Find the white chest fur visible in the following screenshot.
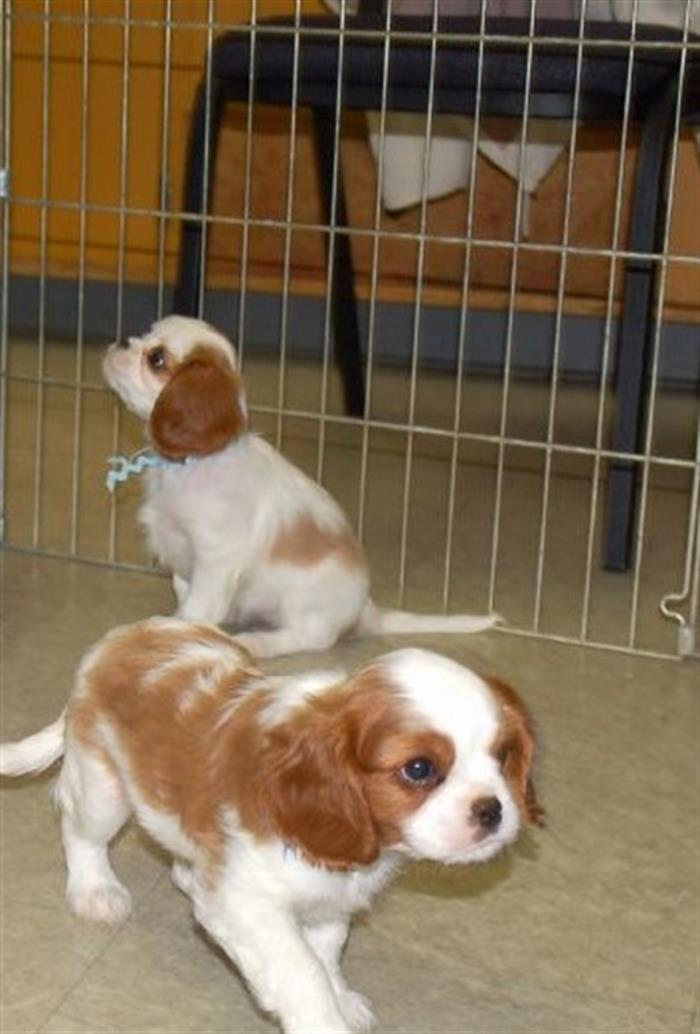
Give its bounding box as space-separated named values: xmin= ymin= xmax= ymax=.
xmin=216 ymin=826 xmax=401 ymax=922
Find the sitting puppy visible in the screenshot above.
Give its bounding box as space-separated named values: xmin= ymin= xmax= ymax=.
xmin=102 ymin=315 xmax=498 ymax=658
xmin=1 ymin=619 xmax=541 ymax=1034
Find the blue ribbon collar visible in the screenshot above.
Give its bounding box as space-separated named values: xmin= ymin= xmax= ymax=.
xmin=106 ymin=448 xmax=195 ymax=493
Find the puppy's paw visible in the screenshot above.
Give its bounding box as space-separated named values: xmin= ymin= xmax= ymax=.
xmin=67 ymin=880 xmax=132 ymax=925
xmin=337 ymin=989 xmax=376 ymax=1033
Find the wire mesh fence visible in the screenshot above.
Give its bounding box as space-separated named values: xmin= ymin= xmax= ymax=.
xmin=1 ymin=0 xmax=699 ymax=660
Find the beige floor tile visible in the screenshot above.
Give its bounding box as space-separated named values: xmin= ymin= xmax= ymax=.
xmin=1 ymin=551 xmax=172 ymax=739
xmin=43 ymin=877 xmax=271 ymax=1034
xmin=0 ymin=901 xmax=117 ymax=1034
xmin=343 ymin=924 xmax=693 ymax=1033
xmin=39 ymin=1018 xmax=106 ymax=1034
xmin=0 ymin=781 xmax=164 ymax=914
xmin=690 ymin=1004 xmax=700 ymax=1034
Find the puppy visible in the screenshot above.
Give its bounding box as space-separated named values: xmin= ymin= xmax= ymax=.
xmin=102 ymin=316 xmax=498 ymax=658
xmin=1 ymin=619 xmax=541 ymax=1034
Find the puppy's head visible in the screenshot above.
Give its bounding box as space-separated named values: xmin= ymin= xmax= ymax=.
xmin=254 ymin=649 xmax=542 ymax=871
xmin=102 ymin=316 xmax=247 ymax=459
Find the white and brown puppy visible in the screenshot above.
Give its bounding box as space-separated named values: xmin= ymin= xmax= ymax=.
xmin=0 ymin=619 xmax=541 ymax=1034
xmin=102 ymin=315 xmax=498 ymax=658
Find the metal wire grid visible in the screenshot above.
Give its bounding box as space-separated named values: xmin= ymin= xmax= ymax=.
xmin=1 ymin=0 xmax=699 ymax=662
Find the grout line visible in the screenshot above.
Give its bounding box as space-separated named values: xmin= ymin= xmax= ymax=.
xmin=32 ymin=851 xmax=167 ymax=1034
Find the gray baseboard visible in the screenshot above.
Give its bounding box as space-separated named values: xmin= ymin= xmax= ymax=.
xmin=6 ymin=274 xmax=699 ymax=387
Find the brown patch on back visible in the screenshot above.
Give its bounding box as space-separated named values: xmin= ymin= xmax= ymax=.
xmin=487 ymin=677 xmax=544 ymax=826
xmin=149 ymin=344 xmax=246 ymax=459
xmin=268 ymin=514 xmax=367 ymax=573
xmin=69 ymin=621 xmax=262 ymax=871
xmin=69 ymin=696 xmax=120 ymax=783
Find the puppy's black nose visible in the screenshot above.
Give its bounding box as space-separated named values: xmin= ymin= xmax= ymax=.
xmin=471 ymin=796 xmax=502 ymax=832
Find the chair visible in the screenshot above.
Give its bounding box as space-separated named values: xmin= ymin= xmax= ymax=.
xmin=173 ymin=8 xmax=698 ymax=571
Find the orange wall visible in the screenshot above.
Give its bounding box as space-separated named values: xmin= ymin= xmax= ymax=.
xmin=8 ymin=0 xmax=700 ymax=320
xmin=9 ymin=0 xmax=326 ymax=282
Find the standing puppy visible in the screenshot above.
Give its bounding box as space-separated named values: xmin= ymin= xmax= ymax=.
xmin=0 ymin=619 xmax=542 ymax=1034
xmin=103 ymin=316 xmax=497 ymax=658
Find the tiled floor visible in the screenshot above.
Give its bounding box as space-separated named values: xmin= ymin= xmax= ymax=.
xmin=2 ymin=548 xmax=699 ymax=1034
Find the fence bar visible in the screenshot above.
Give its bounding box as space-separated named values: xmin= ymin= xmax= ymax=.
xmin=397 ymin=0 xmax=441 ymax=606
xmin=156 ymin=0 xmax=173 ymax=320
xmin=441 ymin=0 xmax=488 ymax=612
xmin=235 ymin=0 xmax=259 ymax=371
xmin=359 ymin=0 xmax=427 ymax=544
xmin=67 ymin=0 xmax=91 ymax=557
xmin=314 ymin=0 xmax=348 ymax=486
xmin=487 ymin=0 xmax=538 ymax=615
xmin=274 ymin=0 xmax=302 ymax=450
xmin=532 ymin=0 xmax=588 ymax=632
xmin=580 ymin=0 xmax=639 ymax=640
xmin=627 ymin=0 xmax=694 ymax=649
xmin=30 ymin=0 xmax=50 ymax=549
xmin=9 ymin=194 xmax=700 ymax=268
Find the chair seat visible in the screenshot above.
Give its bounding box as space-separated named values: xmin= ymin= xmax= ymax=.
xmin=212 ymin=15 xmax=698 ymax=120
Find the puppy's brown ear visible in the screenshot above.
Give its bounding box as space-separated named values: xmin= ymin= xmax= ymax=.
xmin=261 ymin=710 xmax=379 ymax=871
xmin=488 ymin=677 xmax=544 ymax=826
xmin=149 ymin=345 xmax=246 ymax=459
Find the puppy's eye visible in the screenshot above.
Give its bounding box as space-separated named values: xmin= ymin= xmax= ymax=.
xmin=147 ymin=346 xmax=166 ymax=370
xmin=400 ymin=757 xmax=437 ymax=786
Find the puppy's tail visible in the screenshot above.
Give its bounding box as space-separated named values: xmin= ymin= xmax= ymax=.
xmin=357 ymin=601 xmax=500 ymax=637
xmin=0 ymin=712 xmax=66 ymax=777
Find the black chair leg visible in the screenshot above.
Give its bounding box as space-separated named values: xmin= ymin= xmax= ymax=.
xmin=603 ymin=77 xmax=679 ymax=572
xmin=173 ymin=78 xmax=225 ymax=317
xmin=312 ymin=108 xmax=366 ymax=417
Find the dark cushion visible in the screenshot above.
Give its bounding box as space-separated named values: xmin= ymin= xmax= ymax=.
xmin=211 ymin=15 xmax=699 ymax=120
